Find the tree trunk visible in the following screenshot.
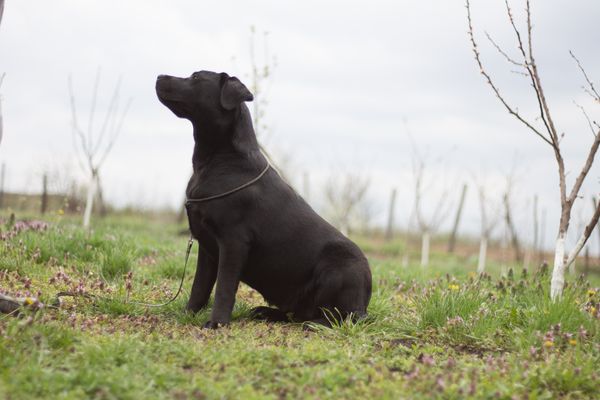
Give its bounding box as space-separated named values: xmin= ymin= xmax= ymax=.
xmin=420 ymin=231 xmax=430 ymax=267
xmin=550 ymin=231 xmax=567 ymax=300
xmin=503 ymin=193 xmax=522 ymax=263
xmin=477 ymin=236 xmax=487 ymax=274
xmin=447 ymin=183 xmax=467 ymax=253
xmin=385 ymin=188 xmax=397 ymax=241
xmin=569 ymin=256 xmax=576 ymax=276
xmin=95 ymin=175 xmax=108 ymax=217
xmin=82 ymin=172 xmax=98 ymax=229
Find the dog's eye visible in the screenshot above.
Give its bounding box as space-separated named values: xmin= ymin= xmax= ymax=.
xmin=192 ymin=73 xmax=200 ymax=80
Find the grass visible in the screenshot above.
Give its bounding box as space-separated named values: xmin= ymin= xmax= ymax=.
xmin=1 ymin=213 xmax=599 ymax=399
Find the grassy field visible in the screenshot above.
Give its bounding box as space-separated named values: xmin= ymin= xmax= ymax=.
xmin=1 ymin=214 xmax=599 ymax=399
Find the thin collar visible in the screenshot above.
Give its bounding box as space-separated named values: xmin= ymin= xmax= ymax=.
xmin=185 ymin=161 xmax=270 ymax=204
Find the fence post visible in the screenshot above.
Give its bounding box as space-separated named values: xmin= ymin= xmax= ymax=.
xmin=41 ymin=173 xmax=48 ymax=214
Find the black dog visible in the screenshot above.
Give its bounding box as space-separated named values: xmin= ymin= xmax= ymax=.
xmin=156 ymin=70 xmax=371 ymax=329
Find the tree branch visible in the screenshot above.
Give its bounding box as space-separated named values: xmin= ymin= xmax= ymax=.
xmin=505 ymin=0 xmax=558 ymax=146
xmin=573 ymin=100 xmax=597 ymax=137
xmin=484 ymin=31 xmax=524 ymax=67
xmin=569 ymin=50 xmax=600 ymax=102
xmin=521 ymin=0 xmax=567 ymax=206
xmin=568 ymin=130 xmax=600 ymax=205
xmin=68 ymin=75 xmax=93 ymax=169
xmin=87 ymin=68 xmax=102 ymax=153
xmin=565 ymin=197 xmax=600 ymax=269
xmin=466 ymin=0 xmax=554 ymax=147
xmin=97 ymin=97 xmax=131 ymax=168
xmin=92 ymin=77 xmax=121 ymax=156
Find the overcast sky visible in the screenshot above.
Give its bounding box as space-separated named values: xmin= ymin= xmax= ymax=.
xmin=1 ymin=0 xmax=599 ymax=251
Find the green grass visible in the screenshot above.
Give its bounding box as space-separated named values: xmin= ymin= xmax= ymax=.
xmin=1 ymin=214 xmax=599 ymax=399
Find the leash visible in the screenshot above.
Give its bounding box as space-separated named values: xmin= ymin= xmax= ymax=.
xmin=52 ymin=158 xmax=272 ymax=310
xmin=127 ymin=236 xmax=194 ymax=307
xmin=53 ymin=236 xmax=195 ymax=308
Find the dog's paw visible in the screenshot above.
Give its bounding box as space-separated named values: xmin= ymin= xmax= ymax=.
xmin=203 ymin=320 xmax=226 ymax=330
xmin=249 ymin=306 xmax=289 ymax=322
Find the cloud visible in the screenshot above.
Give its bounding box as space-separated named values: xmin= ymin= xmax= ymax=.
xmin=0 ymin=0 xmax=599 ymax=250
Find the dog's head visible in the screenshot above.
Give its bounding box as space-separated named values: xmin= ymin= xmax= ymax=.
xmin=155 ymin=70 xmax=253 ymax=124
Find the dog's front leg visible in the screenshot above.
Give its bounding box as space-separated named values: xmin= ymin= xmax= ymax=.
xmin=186 ymin=248 xmax=218 ymax=313
xmin=203 ymin=240 xmax=248 ymax=329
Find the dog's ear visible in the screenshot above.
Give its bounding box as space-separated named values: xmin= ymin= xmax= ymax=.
xmin=220 ymin=75 xmax=254 ymax=110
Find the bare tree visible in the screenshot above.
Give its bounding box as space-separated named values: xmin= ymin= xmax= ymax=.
xmin=467 ymin=0 xmax=600 ymax=300
xmin=68 ymin=70 xmax=131 ymax=228
xmin=502 ymin=170 xmax=523 ymax=263
xmin=406 ymin=131 xmax=454 ymax=267
xmin=447 ymin=183 xmax=468 ymax=253
xmin=248 ymin=25 xmax=276 ymax=141
xmin=323 ymin=172 xmax=371 ymax=236
xmin=474 ymin=179 xmax=501 ymax=273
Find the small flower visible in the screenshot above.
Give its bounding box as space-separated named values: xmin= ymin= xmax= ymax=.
xmin=569 ymin=339 xmax=577 ymax=346
xmin=418 ymin=353 xmax=435 ymax=367
xmin=543 ymin=340 xmax=554 ymax=348
xmin=57 ymin=209 xmax=65 ymax=216
xmin=436 ymin=375 xmax=446 ymax=391
xmin=587 ymin=289 xmax=597 ymax=297
xmin=448 ymin=284 xmax=460 ymax=291
xmin=529 ymin=346 xmax=538 ymax=357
